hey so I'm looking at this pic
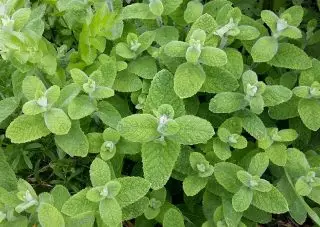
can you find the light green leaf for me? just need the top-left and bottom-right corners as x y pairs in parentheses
(214, 162), (243, 193)
(262, 85), (292, 106)
(162, 0), (183, 15)
(62, 189), (97, 217)
(50, 185), (70, 211)
(68, 95), (96, 120)
(269, 43), (312, 70)
(199, 47), (227, 67)
(184, 0), (203, 23)
(155, 26), (179, 46)
(117, 114), (159, 143)
(183, 175), (208, 196)
(122, 197), (149, 221)
(99, 198), (122, 226)
(55, 121), (89, 157)
(121, 3), (157, 20)
(55, 83), (81, 108)
(142, 140), (180, 189)
(128, 56), (157, 79)
(232, 186), (253, 212)
(223, 48), (243, 79)
(212, 137), (231, 161)
(22, 100), (46, 115)
(22, 76), (46, 100)
(252, 186), (289, 214)
(96, 101), (121, 129)
(44, 108), (71, 135)
(164, 41), (189, 58)
(237, 110), (267, 140)
(298, 99), (320, 131)
(174, 63), (206, 98)
(163, 208), (185, 227)
(237, 25), (260, 40)
(248, 153), (269, 177)
(38, 203), (65, 227)
(144, 70), (185, 117)
(65, 212), (95, 227)
(6, 114), (50, 143)
(0, 150), (17, 191)
(251, 36), (278, 62)
(116, 177), (151, 207)
(170, 115), (214, 145)
(90, 158), (111, 187)
(113, 70), (142, 92)
(209, 92), (247, 113)
(295, 177), (312, 196)
(0, 97), (19, 124)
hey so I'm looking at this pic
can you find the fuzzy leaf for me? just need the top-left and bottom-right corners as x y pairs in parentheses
(68, 95), (96, 120)
(183, 175), (208, 196)
(209, 92), (247, 113)
(38, 203), (65, 227)
(199, 47), (227, 67)
(99, 198), (122, 226)
(0, 97), (19, 124)
(298, 99), (320, 131)
(142, 140), (180, 189)
(251, 36), (278, 62)
(90, 158), (111, 187)
(163, 208), (185, 227)
(174, 63), (206, 98)
(6, 114), (50, 143)
(44, 108), (71, 135)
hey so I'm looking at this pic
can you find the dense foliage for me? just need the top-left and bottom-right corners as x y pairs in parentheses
(0, 0), (320, 226)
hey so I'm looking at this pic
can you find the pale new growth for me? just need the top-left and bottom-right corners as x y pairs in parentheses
(214, 18), (237, 38)
(276, 18), (288, 32)
(228, 134), (239, 144)
(104, 141), (115, 151)
(196, 163), (206, 173)
(246, 84), (258, 97)
(130, 40), (141, 52)
(249, 179), (258, 188)
(1, 16), (14, 31)
(37, 96), (48, 108)
(100, 187), (109, 197)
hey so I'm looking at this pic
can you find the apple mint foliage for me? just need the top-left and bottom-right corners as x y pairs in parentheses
(0, 0), (319, 227)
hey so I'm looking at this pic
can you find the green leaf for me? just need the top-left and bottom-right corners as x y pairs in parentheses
(90, 158), (111, 187)
(116, 177), (151, 207)
(38, 203), (65, 227)
(298, 99), (320, 131)
(55, 83), (81, 108)
(122, 197), (149, 221)
(265, 143), (287, 166)
(174, 63), (206, 98)
(96, 101), (121, 129)
(144, 70), (185, 117)
(248, 153), (269, 177)
(113, 70), (142, 92)
(237, 25), (260, 40)
(222, 198), (243, 227)
(199, 47), (227, 67)
(0, 149), (17, 191)
(209, 92), (247, 113)
(263, 85), (292, 106)
(117, 114), (159, 143)
(232, 186), (253, 212)
(62, 189), (97, 217)
(170, 115), (214, 145)
(223, 48), (244, 79)
(269, 43), (312, 70)
(6, 114), (50, 143)
(51, 185), (70, 211)
(237, 110), (267, 140)
(44, 108), (71, 135)
(22, 100), (46, 115)
(184, 0), (203, 23)
(68, 95), (96, 120)
(0, 97), (19, 124)
(55, 121), (89, 157)
(99, 198), (122, 227)
(142, 140), (180, 189)
(252, 186), (289, 214)
(164, 41), (189, 57)
(121, 3), (157, 20)
(201, 67), (239, 93)
(155, 26), (179, 46)
(65, 212), (95, 227)
(183, 175), (208, 196)
(162, 0), (183, 15)
(295, 177), (312, 196)
(128, 56), (157, 79)
(22, 76), (46, 100)
(163, 208), (185, 227)
(212, 137), (231, 161)
(214, 162), (243, 193)
(251, 36), (278, 62)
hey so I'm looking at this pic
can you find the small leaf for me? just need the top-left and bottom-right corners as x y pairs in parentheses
(183, 175), (208, 196)
(0, 97), (19, 124)
(298, 99), (320, 131)
(99, 198), (122, 227)
(142, 140), (180, 189)
(199, 47), (227, 67)
(170, 115), (214, 145)
(90, 158), (111, 187)
(237, 110), (267, 140)
(55, 121), (89, 157)
(214, 162), (243, 193)
(68, 95), (96, 120)
(117, 114), (159, 143)
(164, 41), (189, 58)
(163, 208), (185, 227)
(174, 63), (206, 98)
(262, 85), (292, 106)
(209, 92), (247, 113)
(248, 153), (269, 177)
(44, 108), (71, 135)
(269, 43), (312, 70)
(251, 36), (278, 62)
(38, 203), (65, 227)
(232, 186), (253, 212)
(6, 114), (50, 143)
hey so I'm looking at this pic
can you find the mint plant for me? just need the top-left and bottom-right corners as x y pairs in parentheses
(0, 0), (319, 226)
